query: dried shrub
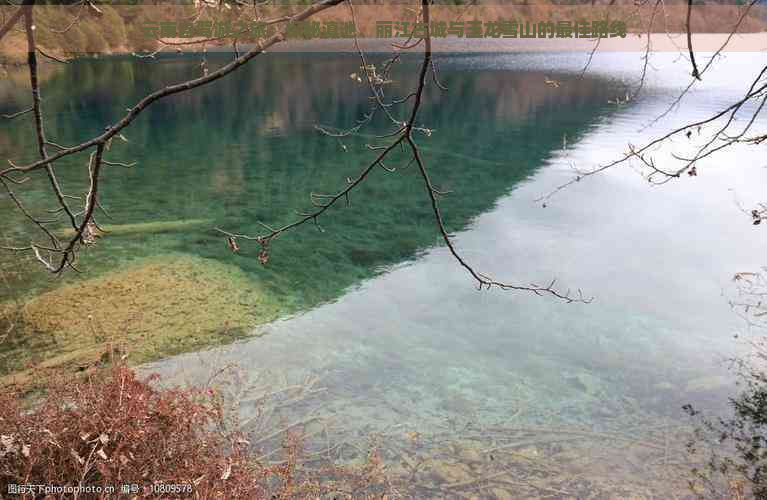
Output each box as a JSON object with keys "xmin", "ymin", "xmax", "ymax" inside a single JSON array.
[
  {"xmin": 684, "ymin": 271, "xmax": 767, "ymax": 499},
  {"xmin": 0, "ymin": 364, "xmax": 391, "ymax": 499},
  {"xmin": 0, "ymin": 364, "xmax": 268, "ymax": 498}
]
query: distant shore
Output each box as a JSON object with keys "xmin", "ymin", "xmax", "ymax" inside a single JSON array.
[
  {"xmin": 1, "ymin": 2, "xmax": 765, "ymax": 65},
  {"xmin": 5, "ymin": 32, "xmax": 761, "ymax": 64},
  {"xmin": 264, "ymin": 32, "xmax": 767, "ymax": 53}
]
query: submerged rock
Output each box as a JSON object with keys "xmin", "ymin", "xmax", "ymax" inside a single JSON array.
[
  {"xmin": 456, "ymin": 445, "xmax": 482, "ymax": 463},
  {"xmin": 490, "ymin": 488, "xmax": 514, "ymax": 500},
  {"xmin": 652, "ymin": 381, "xmax": 676, "ymax": 392},
  {"xmin": 432, "ymin": 461, "xmax": 473, "ymax": 484},
  {"xmin": 564, "ymin": 371, "xmax": 606, "ymax": 396},
  {"xmin": 684, "ymin": 375, "xmax": 730, "ymax": 394}
]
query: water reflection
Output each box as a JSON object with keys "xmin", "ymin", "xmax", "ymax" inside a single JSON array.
[{"xmin": 0, "ymin": 52, "xmax": 618, "ymax": 313}]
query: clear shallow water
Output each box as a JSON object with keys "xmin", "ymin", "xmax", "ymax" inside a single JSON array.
[{"xmin": 3, "ymin": 49, "xmax": 767, "ymax": 495}]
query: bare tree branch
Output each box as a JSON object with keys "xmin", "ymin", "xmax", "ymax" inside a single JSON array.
[
  {"xmin": 24, "ymin": 4, "xmax": 79, "ymax": 231},
  {"xmin": 218, "ymin": 0, "xmax": 589, "ymax": 303},
  {"xmin": 539, "ymin": 63, "xmax": 767, "ymax": 204},
  {"xmin": 0, "ymin": 0, "xmax": 30, "ymax": 44},
  {"xmin": 685, "ymin": 0, "xmax": 701, "ymax": 80},
  {"xmin": 642, "ymin": 0, "xmax": 759, "ymax": 128},
  {"xmin": 1, "ymin": 107, "xmax": 33, "ymax": 120}
]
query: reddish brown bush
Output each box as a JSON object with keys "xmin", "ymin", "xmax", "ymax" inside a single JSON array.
[{"xmin": 0, "ymin": 364, "xmax": 312, "ymax": 499}]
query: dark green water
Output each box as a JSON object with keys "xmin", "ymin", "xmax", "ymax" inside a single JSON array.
[{"xmin": 0, "ymin": 52, "xmax": 619, "ymax": 312}]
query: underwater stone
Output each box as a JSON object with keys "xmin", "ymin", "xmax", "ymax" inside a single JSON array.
[{"xmin": 684, "ymin": 375, "xmax": 730, "ymax": 394}]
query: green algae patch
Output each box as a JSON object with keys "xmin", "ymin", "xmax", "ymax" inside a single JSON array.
[{"xmin": 0, "ymin": 254, "xmax": 281, "ymax": 390}]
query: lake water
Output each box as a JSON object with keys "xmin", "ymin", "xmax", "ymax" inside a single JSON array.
[{"xmin": 2, "ymin": 48, "xmax": 767, "ymax": 496}]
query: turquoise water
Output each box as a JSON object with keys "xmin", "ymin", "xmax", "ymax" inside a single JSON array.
[
  {"xmin": 3, "ymin": 49, "xmax": 767, "ymax": 495},
  {"xmin": 0, "ymin": 52, "xmax": 618, "ymax": 310}
]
